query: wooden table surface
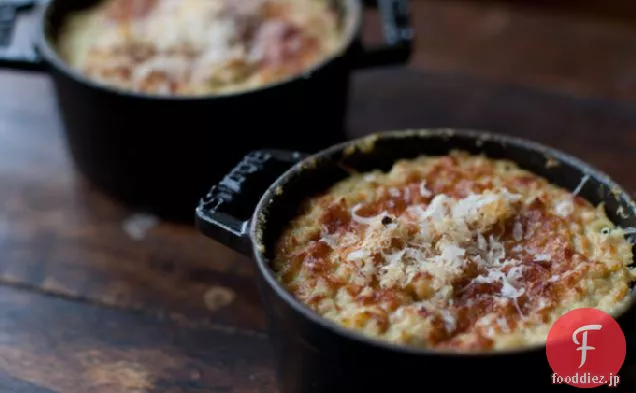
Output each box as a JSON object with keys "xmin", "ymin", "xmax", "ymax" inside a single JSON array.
[{"xmin": 2, "ymin": 1, "xmax": 636, "ymax": 391}]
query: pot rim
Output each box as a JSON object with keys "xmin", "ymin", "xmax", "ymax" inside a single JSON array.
[
  {"xmin": 250, "ymin": 128, "xmax": 636, "ymax": 357},
  {"xmin": 34, "ymin": 0, "xmax": 363, "ymax": 101}
]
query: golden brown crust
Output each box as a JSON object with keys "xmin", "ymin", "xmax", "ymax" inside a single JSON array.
[
  {"xmin": 58, "ymin": 0, "xmax": 341, "ymax": 96},
  {"xmin": 273, "ymin": 151, "xmax": 636, "ymax": 351}
]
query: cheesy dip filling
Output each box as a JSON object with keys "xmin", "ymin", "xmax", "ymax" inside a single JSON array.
[
  {"xmin": 58, "ymin": 0, "xmax": 341, "ymax": 96},
  {"xmin": 273, "ymin": 151, "xmax": 636, "ymax": 351}
]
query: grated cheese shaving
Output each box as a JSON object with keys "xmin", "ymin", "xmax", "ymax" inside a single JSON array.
[
  {"xmin": 473, "ymin": 267, "xmax": 525, "ymax": 298},
  {"xmin": 451, "ymin": 193, "xmax": 500, "ymax": 222},
  {"xmin": 572, "ymin": 174, "xmax": 590, "ymax": 196},
  {"xmin": 60, "ymin": 0, "xmax": 342, "ymax": 96},
  {"xmin": 404, "ymin": 187, "xmax": 412, "ymax": 202},
  {"xmin": 537, "ymin": 298, "xmax": 549, "ymax": 310},
  {"xmin": 486, "ymin": 236, "xmax": 506, "ymax": 267},
  {"xmin": 423, "ymin": 194, "xmax": 451, "ymax": 221},
  {"xmin": 506, "ymin": 266, "xmax": 524, "ymax": 285},
  {"xmin": 477, "ymin": 233, "xmax": 488, "ymax": 251},
  {"xmin": 420, "ymin": 181, "xmax": 433, "ymax": 198},
  {"xmin": 350, "ymin": 204, "xmax": 384, "ymax": 226},
  {"xmin": 555, "ymin": 199, "xmax": 574, "ymax": 217},
  {"xmin": 364, "ymin": 173, "xmax": 377, "ymax": 182},
  {"xmin": 274, "ymin": 152, "xmax": 636, "ymax": 352},
  {"xmin": 435, "ymin": 241, "xmax": 466, "ymax": 267},
  {"xmin": 373, "ymin": 191, "xmax": 525, "ymax": 292},
  {"xmin": 439, "ymin": 310, "xmax": 457, "ymax": 332},
  {"xmin": 497, "ymin": 317, "xmax": 510, "ymax": 332},
  {"xmin": 347, "ymin": 250, "xmax": 365, "ymax": 261},
  {"xmin": 319, "ymin": 230, "xmax": 338, "ymax": 248}
]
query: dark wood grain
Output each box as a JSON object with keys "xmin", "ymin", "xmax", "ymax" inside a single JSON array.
[
  {"xmin": 456, "ymin": 0, "xmax": 636, "ymax": 25},
  {"xmin": 406, "ymin": 0, "xmax": 636, "ymax": 102},
  {"xmin": 349, "ymin": 69, "xmax": 636, "ymax": 193},
  {"xmin": 0, "ymin": 72, "xmax": 267, "ymax": 333},
  {"xmin": 2, "ymin": 0, "xmax": 636, "ymax": 391},
  {"xmin": 0, "ymin": 284, "xmax": 275, "ymax": 393},
  {"xmin": 2, "ymin": 66, "xmax": 636, "ymax": 391}
]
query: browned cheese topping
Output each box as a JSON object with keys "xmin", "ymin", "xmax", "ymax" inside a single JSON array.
[
  {"xmin": 58, "ymin": 0, "xmax": 341, "ymax": 96},
  {"xmin": 273, "ymin": 152, "xmax": 636, "ymax": 351}
]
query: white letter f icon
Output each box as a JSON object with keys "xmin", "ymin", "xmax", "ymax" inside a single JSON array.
[{"xmin": 572, "ymin": 324, "xmax": 602, "ymax": 368}]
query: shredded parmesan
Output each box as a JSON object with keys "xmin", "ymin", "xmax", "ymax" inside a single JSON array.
[
  {"xmin": 537, "ymin": 298, "xmax": 549, "ymax": 310},
  {"xmin": 274, "ymin": 151, "xmax": 636, "ymax": 352},
  {"xmin": 476, "ymin": 233, "xmax": 487, "ymax": 251},
  {"xmin": 347, "ymin": 250, "xmax": 365, "ymax": 261},
  {"xmin": 364, "ymin": 173, "xmax": 377, "ymax": 182},
  {"xmin": 497, "ymin": 318, "xmax": 510, "ymax": 332},
  {"xmin": 319, "ymin": 232, "xmax": 338, "ymax": 248},
  {"xmin": 59, "ymin": 0, "xmax": 342, "ymax": 96},
  {"xmin": 485, "ymin": 236, "xmax": 506, "ymax": 266},
  {"xmin": 572, "ymin": 174, "xmax": 590, "ymax": 196},
  {"xmin": 404, "ymin": 187, "xmax": 412, "ymax": 202},
  {"xmin": 423, "ymin": 194, "xmax": 451, "ymax": 221},
  {"xmin": 474, "ymin": 269, "xmax": 524, "ymax": 298},
  {"xmin": 555, "ymin": 199, "xmax": 574, "ymax": 217},
  {"xmin": 420, "ymin": 181, "xmax": 433, "ymax": 198},
  {"xmin": 350, "ymin": 204, "xmax": 383, "ymax": 226},
  {"xmin": 439, "ymin": 310, "xmax": 457, "ymax": 332}
]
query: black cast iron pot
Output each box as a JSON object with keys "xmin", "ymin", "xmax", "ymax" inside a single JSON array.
[
  {"xmin": 0, "ymin": 0, "xmax": 412, "ymax": 222},
  {"xmin": 196, "ymin": 129, "xmax": 636, "ymax": 392}
]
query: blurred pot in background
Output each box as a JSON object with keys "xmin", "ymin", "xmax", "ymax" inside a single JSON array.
[{"xmin": 0, "ymin": 0, "xmax": 412, "ymax": 223}]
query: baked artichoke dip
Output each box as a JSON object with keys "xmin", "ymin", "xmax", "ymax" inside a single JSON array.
[
  {"xmin": 273, "ymin": 151, "xmax": 636, "ymax": 351},
  {"xmin": 58, "ymin": 0, "xmax": 341, "ymax": 96}
]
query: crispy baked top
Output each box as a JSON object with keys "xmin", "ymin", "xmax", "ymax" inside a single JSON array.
[
  {"xmin": 273, "ymin": 151, "xmax": 636, "ymax": 351},
  {"xmin": 58, "ymin": 0, "xmax": 340, "ymax": 95}
]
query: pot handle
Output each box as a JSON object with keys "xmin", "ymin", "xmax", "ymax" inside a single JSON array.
[
  {"xmin": 195, "ymin": 150, "xmax": 307, "ymax": 256},
  {"xmin": 353, "ymin": 0, "xmax": 413, "ymax": 69},
  {"xmin": 0, "ymin": 0, "xmax": 44, "ymax": 71}
]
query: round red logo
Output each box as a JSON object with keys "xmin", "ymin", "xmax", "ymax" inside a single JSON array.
[{"xmin": 546, "ymin": 308, "xmax": 626, "ymax": 388}]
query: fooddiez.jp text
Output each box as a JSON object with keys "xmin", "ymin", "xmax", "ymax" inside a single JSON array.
[{"xmin": 551, "ymin": 373, "xmax": 620, "ymax": 388}]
